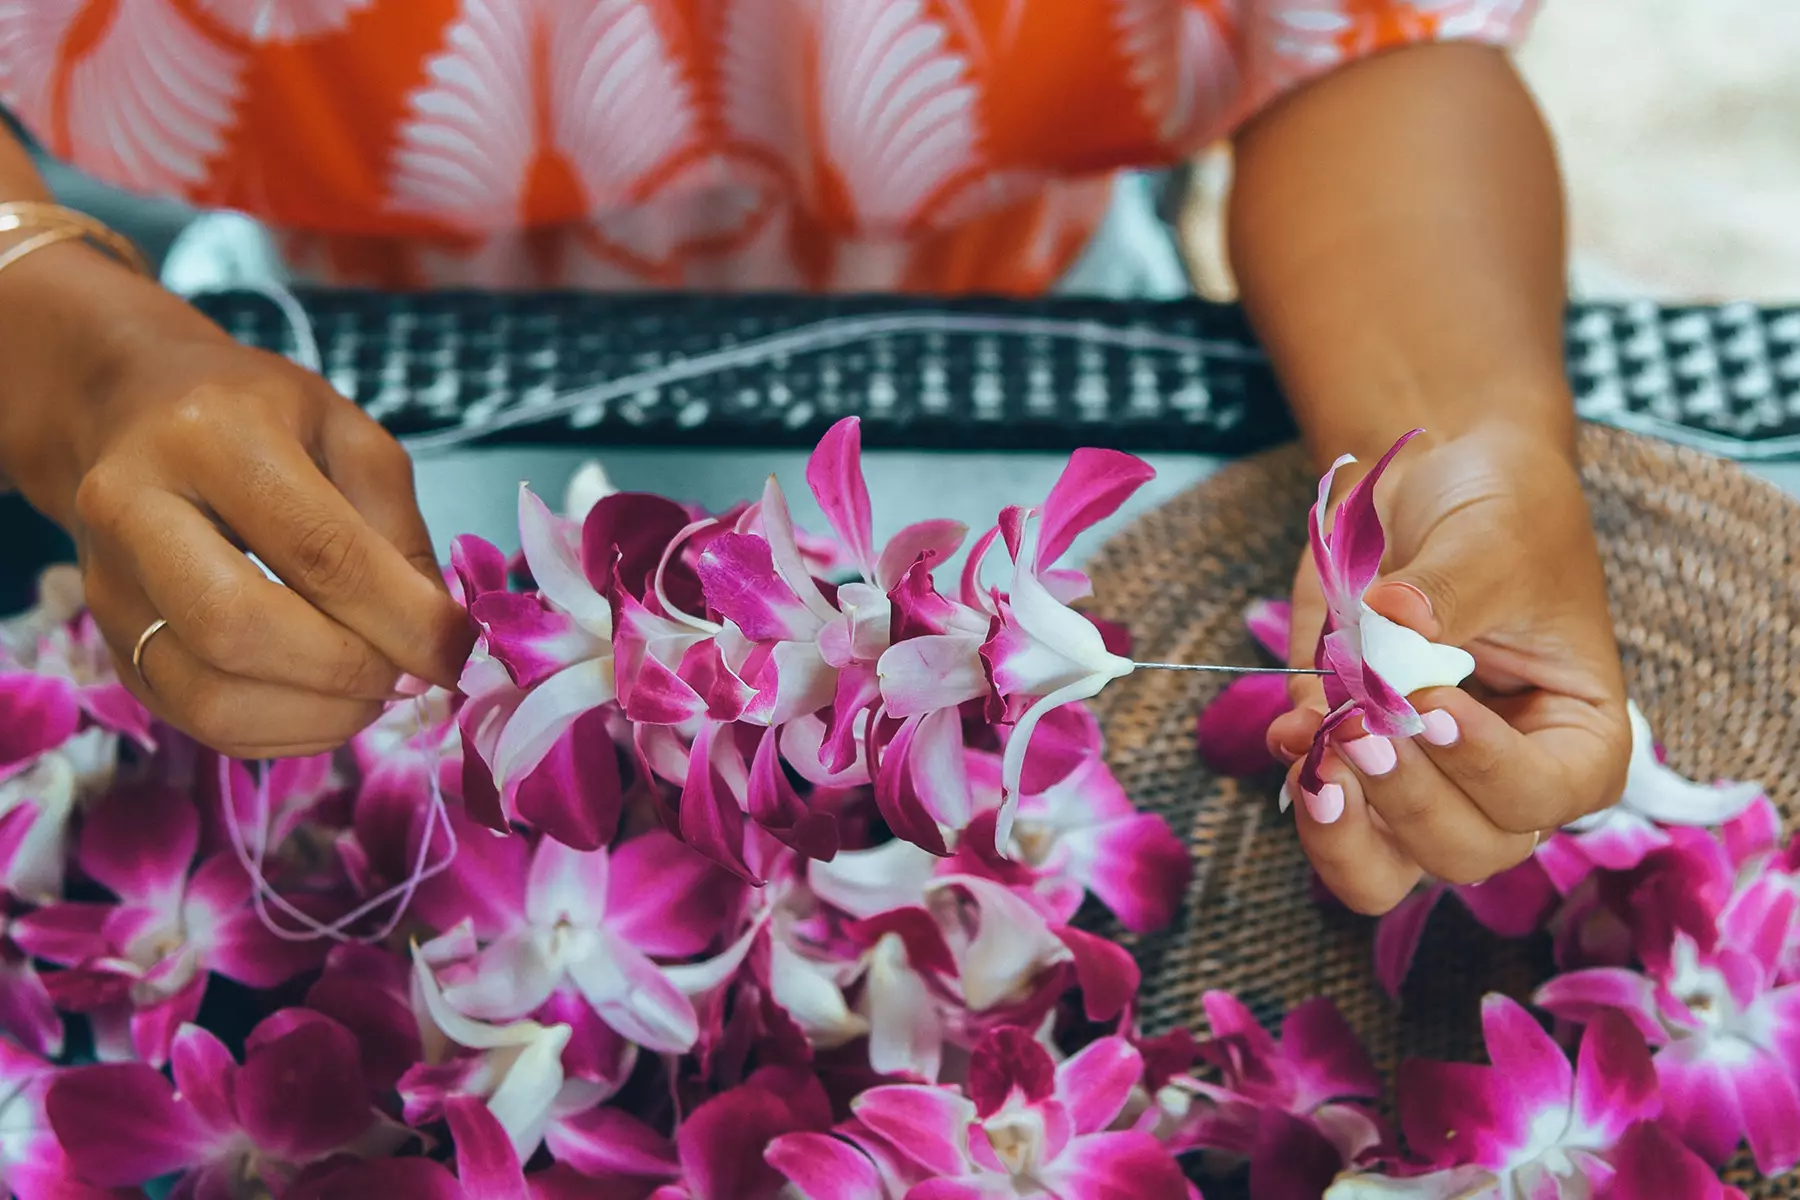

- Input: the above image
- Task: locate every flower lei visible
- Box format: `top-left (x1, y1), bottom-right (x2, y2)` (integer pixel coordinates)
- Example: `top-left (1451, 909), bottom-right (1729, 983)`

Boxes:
top-left (0, 421), bottom-right (1780, 1200)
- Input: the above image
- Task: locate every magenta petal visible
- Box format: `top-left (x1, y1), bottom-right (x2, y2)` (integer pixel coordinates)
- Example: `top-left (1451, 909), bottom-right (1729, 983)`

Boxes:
top-left (236, 1012), bottom-right (370, 1162)
top-left (748, 724), bottom-right (840, 862)
top-left (807, 417), bottom-right (878, 577)
top-left (607, 827), bottom-right (740, 960)
top-left (544, 1105), bottom-right (678, 1179)
top-left (1396, 1060), bottom-right (1517, 1170)
top-left (0, 960), bottom-right (63, 1058)
top-left (1244, 598), bottom-right (1293, 661)
top-left (1281, 997), bottom-right (1383, 1104)
top-left (819, 664), bottom-right (880, 777)
top-left (1055, 925), bottom-right (1139, 1023)
top-left (445, 1095), bottom-right (530, 1200)
top-left (1195, 674), bottom-right (1292, 777)
top-left (12, 903), bottom-right (114, 966)
top-left (131, 974), bottom-right (206, 1068)
top-left (1298, 702), bottom-right (1357, 797)
top-left (46, 1063), bottom-right (215, 1186)
top-left (1055, 1037), bottom-right (1143, 1136)
top-left (1570, 1012), bottom-right (1659, 1143)
top-left (409, 804), bottom-right (531, 942)
top-left (580, 491), bottom-right (697, 604)
top-left (194, 858), bottom-right (328, 989)
top-left (0, 672), bottom-right (79, 772)
top-left (1247, 1107), bottom-right (1351, 1200)
top-left (852, 1086), bottom-right (976, 1178)
top-left (1729, 1045), bottom-right (1800, 1175)
top-left (78, 784), bottom-right (197, 906)
top-left (472, 592), bottom-right (599, 690)
top-left (678, 722), bottom-right (757, 883)
top-left (872, 717), bottom-right (950, 857)
top-left (164, 1029), bottom-right (237, 1149)
top-left (1037, 1131), bottom-right (1188, 1200)
top-left (1656, 1041), bottom-right (1745, 1166)
top-left (289, 1158), bottom-right (465, 1200)
top-left (305, 948), bottom-right (423, 1095)
top-left (765, 1131), bottom-right (882, 1200)
top-left (1325, 429), bottom-right (1421, 599)
top-left (875, 633), bottom-right (991, 719)
top-left (1608, 1121), bottom-right (1738, 1200)
top-left (513, 708), bottom-right (622, 851)
top-left (699, 533), bottom-right (822, 643)
top-left (1454, 859), bottom-right (1557, 938)
top-left (675, 1083), bottom-right (810, 1200)
top-left (968, 1027), bottom-right (1057, 1117)
top-left (1480, 994), bottom-right (1573, 1120)
top-left (452, 533), bottom-right (510, 602)
top-left (1374, 884), bottom-right (1445, 999)
top-left (1532, 969), bottom-right (1666, 1046)
top-left (874, 520), bottom-right (968, 593)
top-left (1074, 812), bottom-right (1190, 935)
top-left (1036, 448), bottom-right (1157, 570)
top-left (79, 681), bottom-right (153, 748)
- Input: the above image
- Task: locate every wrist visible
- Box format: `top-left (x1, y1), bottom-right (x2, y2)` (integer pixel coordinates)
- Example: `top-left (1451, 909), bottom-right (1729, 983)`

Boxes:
top-left (0, 241), bottom-right (223, 519)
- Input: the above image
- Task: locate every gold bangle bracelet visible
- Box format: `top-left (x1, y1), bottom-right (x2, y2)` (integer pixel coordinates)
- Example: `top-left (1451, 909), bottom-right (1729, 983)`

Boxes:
top-left (0, 201), bottom-right (150, 277)
top-left (0, 225), bottom-right (87, 276)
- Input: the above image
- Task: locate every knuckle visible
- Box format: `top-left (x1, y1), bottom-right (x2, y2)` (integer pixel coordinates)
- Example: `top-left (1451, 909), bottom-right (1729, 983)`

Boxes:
top-left (326, 645), bottom-right (394, 698)
top-left (291, 517), bottom-right (371, 597)
top-left (164, 384), bottom-right (242, 438)
top-left (73, 464), bottom-right (134, 532)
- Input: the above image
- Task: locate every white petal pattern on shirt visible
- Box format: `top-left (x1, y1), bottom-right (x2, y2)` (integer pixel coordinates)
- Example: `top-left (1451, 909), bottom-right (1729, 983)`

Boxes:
top-left (544, 0), bottom-right (698, 208)
top-left (1112, 0), bottom-right (1240, 146)
top-left (1254, 0), bottom-right (1530, 84)
top-left (388, 0), bottom-right (537, 229)
top-left (0, 0), bottom-right (84, 130)
top-left (815, 0), bottom-right (983, 231)
top-left (62, 0), bottom-right (245, 195)
top-left (192, 0), bottom-right (374, 43)
top-left (718, 0), bottom-right (809, 178)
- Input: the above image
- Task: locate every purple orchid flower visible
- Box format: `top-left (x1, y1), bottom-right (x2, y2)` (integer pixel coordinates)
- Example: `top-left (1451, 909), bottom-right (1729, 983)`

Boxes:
top-left (14, 784), bottom-right (322, 1066)
top-left (0, 726), bottom-right (118, 903)
top-left (1535, 702), bottom-right (1764, 894)
top-left (0, 607), bottom-right (152, 779)
top-left (47, 1012), bottom-right (388, 1197)
top-left (1299, 433), bottom-right (1475, 800)
top-left (847, 1026), bottom-right (1192, 1200)
top-left (955, 705), bottom-right (1190, 935)
top-left (1535, 866), bottom-right (1800, 1176)
top-left (0, 1037), bottom-right (125, 1200)
top-left (1195, 598), bottom-right (1297, 778)
top-left (411, 817), bottom-right (738, 1056)
top-left (1327, 996), bottom-right (1659, 1199)
top-left (1371, 858), bottom-right (1559, 999)
top-left (1160, 992), bottom-right (1389, 1199)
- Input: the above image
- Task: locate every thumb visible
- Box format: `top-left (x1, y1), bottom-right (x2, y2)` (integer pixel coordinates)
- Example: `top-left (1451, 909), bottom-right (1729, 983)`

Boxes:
top-left (1367, 532), bottom-right (1514, 649)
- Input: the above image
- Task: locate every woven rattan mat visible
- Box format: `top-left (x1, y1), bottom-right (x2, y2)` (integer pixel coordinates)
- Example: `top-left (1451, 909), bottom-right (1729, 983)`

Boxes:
top-left (1082, 423), bottom-right (1800, 1196)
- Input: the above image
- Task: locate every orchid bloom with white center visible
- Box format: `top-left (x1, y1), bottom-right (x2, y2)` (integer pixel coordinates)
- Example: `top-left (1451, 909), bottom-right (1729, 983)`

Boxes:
top-left (0, 725), bottom-right (115, 903)
top-left (846, 1027), bottom-right (1191, 1200)
top-left (1535, 887), bottom-right (1800, 1177)
top-left (12, 785), bottom-right (321, 1067)
top-left (414, 817), bottom-right (737, 1056)
top-left (979, 512), bottom-right (1136, 851)
top-left (1536, 701), bottom-right (1764, 894)
top-left (1161, 992), bottom-right (1388, 1196)
top-left (1327, 995), bottom-right (1660, 1200)
top-left (1300, 432), bottom-right (1475, 798)
top-left (46, 1012), bottom-right (385, 1198)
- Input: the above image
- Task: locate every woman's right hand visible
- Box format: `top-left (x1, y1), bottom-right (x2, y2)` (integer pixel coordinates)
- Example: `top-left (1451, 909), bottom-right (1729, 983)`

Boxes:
top-left (0, 242), bottom-right (472, 758)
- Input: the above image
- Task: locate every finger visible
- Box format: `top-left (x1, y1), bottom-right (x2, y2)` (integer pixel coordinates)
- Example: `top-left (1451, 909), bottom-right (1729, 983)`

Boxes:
top-left (187, 414), bottom-right (472, 688)
top-left (1286, 757), bottom-right (1420, 916)
top-left (1367, 525), bottom-right (1518, 651)
top-left (1338, 726), bottom-right (1537, 885)
top-left (1404, 687), bottom-right (1630, 834)
top-left (84, 562), bottom-right (384, 759)
top-left (1286, 555), bottom-right (1329, 712)
top-left (89, 487), bottom-right (404, 700)
top-left (319, 405), bottom-right (446, 589)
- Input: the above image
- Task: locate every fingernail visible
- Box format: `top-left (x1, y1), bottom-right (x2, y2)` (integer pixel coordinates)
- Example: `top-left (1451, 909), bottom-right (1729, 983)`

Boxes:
top-left (1274, 744), bottom-right (1300, 765)
top-left (1419, 709), bottom-right (1460, 747)
top-left (1279, 783), bottom-right (1294, 814)
top-left (1391, 582), bottom-right (1434, 616)
top-left (393, 673), bottom-right (432, 698)
top-left (1341, 735), bottom-right (1397, 777)
top-left (1305, 782), bottom-right (1346, 825)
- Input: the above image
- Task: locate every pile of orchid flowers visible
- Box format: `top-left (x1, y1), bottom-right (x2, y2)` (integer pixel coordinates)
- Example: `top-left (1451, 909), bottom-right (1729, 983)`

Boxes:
top-left (0, 417), bottom-right (1784, 1200)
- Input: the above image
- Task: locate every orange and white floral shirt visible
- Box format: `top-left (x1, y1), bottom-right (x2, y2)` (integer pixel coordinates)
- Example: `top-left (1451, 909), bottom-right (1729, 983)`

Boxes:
top-left (0, 0), bottom-right (1534, 293)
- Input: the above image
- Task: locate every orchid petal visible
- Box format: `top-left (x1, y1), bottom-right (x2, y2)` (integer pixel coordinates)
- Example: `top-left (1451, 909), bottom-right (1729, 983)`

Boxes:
top-left (1396, 1060), bottom-right (1518, 1171)
top-left (236, 1012), bottom-right (371, 1162)
top-left (0, 960), bottom-right (62, 1058)
top-left (607, 828), bottom-right (739, 959)
top-left (928, 875), bottom-right (1065, 1012)
top-left (678, 721), bottom-right (757, 883)
top-left (1061, 811), bottom-right (1191, 935)
top-left (998, 677), bottom-right (1115, 851)
top-left (513, 708), bottom-right (623, 851)
top-left (569, 932), bottom-right (700, 1054)
top-left (525, 835), bottom-right (609, 930)
top-left (1480, 994), bottom-right (1573, 1125)
top-left (77, 784), bottom-right (196, 907)
top-left (169, 1024), bottom-right (238, 1135)
top-left (439, 933), bottom-right (561, 1021)
top-left (547, 1105), bottom-right (679, 1180)
top-left (1621, 702), bottom-right (1763, 825)
top-left (492, 657), bottom-right (617, 793)
top-left (1056, 925), bottom-right (1139, 1023)
top-left (1608, 1122), bottom-right (1740, 1200)
top-left (863, 930), bottom-right (946, 1081)
top-left (446, 1095), bottom-right (531, 1200)
top-left (1569, 1012), bottom-right (1658, 1146)
top-left (1036, 448), bottom-right (1157, 570)
top-left (1326, 432), bottom-right (1421, 599)
top-left (1195, 674), bottom-right (1292, 778)
top-left (806, 417), bottom-right (878, 579)
top-left (46, 1063), bottom-right (218, 1186)
top-left (472, 592), bottom-right (604, 689)
top-left (1454, 859), bottom-right (1557, 938)
top-left (1281, 997), bottom-right (1384, 1105)
top-left (876, 634), bottom-right (991, 719)
top-left (1245, 598), bottom-right (1293, 661)
top-left (1532, 969), bottom-right (1667, 1045)
top-left (875, 519), bottom-right (968, 592)
top-left (766, 1131), bottom-right (883, 1200)
top-left (518, 486), bottom-right (611, 632)
top-left (759, 476), bottom-right (838, 623)
top-left (1036, 1130), bottom-right (1189, 1200)
top-left (1351, 612), bottom-right (1473, 722)
top-left (1373, 884), bottom-right (1444, 999)
top-left (699, 533), bottom-right (825, 643)
top-left (1729, 1046), bottom-right (1800, 1175)
top-left (412, 950), bottom-right (546, 1052)
top-left (810, 840), bottom-right (938, 920)
top-left (852, 1086), bottom-right (975, 1177)
top-left (1655, 1039), bottom-right (1746, 1167)
top-left (1057, 1037), bottom-right (1144, 1135)
top-left (485, 1021), bottom-right (570, 1157)
top-left (0, 672), bottom-right (79, 773)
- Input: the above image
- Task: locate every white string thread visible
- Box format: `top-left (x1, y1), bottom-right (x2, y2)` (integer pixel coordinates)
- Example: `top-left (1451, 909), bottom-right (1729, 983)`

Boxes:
top-left (221, 696), bottom-right (459, 944)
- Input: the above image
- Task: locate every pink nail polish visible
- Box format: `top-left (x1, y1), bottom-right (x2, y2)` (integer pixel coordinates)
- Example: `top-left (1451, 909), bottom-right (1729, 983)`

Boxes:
top-left (393, 673), bottom-right (432, 698)
top-left (1279, 783), bottom-right (1294, 814)
top-left (1306, 782), bottom-right (1346, 825)
top-left (1341, 735), bottom-right (1397, 776)
top-left (1419, 709), bottom-right (1460, 747)
top-left (1274, 745), bottom-right (1301, 765)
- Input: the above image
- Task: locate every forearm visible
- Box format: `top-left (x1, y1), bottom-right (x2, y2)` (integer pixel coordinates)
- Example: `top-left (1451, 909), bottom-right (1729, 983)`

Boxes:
top-left (1229, 42), bottom-right (1571, 468)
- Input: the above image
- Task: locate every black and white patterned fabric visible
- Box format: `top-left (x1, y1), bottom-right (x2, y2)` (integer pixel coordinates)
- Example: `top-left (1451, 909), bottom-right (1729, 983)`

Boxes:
top-left (187, 291), bottom-right (1800, 461)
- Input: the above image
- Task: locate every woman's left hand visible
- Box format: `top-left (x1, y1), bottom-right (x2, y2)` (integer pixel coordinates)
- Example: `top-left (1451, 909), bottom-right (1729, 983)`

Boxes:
top-left (1266, 426), bottom-right (1632, 914)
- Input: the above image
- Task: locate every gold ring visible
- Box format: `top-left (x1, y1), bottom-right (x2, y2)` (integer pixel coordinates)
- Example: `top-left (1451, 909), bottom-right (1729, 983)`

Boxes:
top-left (131, 619), bottom-right (168, 686)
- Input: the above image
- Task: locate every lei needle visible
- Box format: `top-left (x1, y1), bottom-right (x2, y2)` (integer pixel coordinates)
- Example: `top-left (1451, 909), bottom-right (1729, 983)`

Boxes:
top-left (1131, 661), bottom-right (1332, 676)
